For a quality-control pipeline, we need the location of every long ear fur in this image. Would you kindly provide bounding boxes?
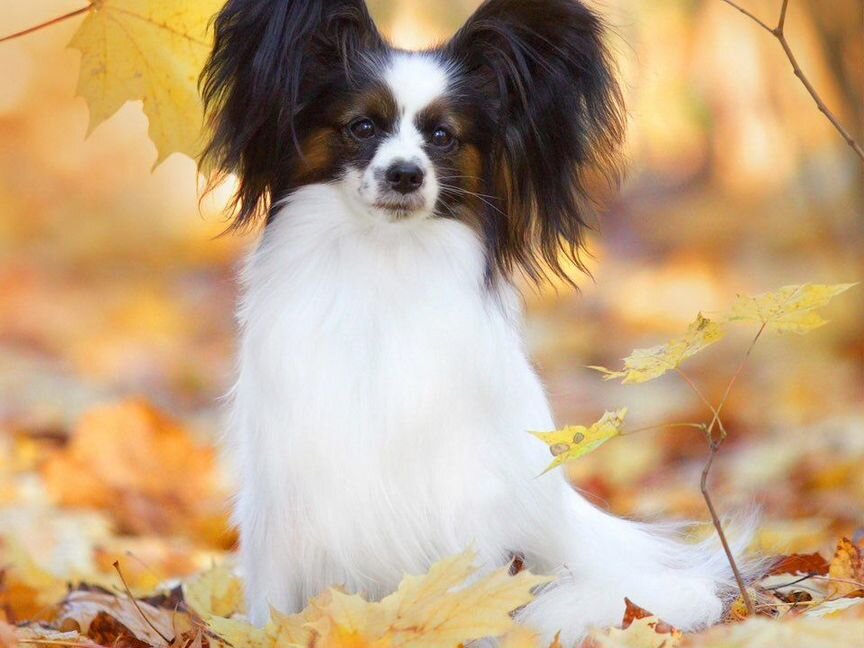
[200,0,384,227]
[446,0,625,284]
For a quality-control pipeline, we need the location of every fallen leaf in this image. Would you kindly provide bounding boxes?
[69,0,222,165]
[687,615,864,647]
[531,409,627,475]
[0,541,70,622]
[828,538,864,597]
[57,589,190,647]
[590,615,681,648]
[183,563,244,618]
[769,553,830,576]
[499,624,544,648]
[206,552,549,648]
[802,595,864,618]
[724,283,857,334]
[621,598,652,628]
[41,400,227,541]
[589,314,724,383]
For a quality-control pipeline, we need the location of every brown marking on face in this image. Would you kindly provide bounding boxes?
[415,98,460,138]
[340,82,398,131]
[295,128,337,184]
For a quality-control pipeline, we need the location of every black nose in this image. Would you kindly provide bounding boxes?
[385,162,424,194]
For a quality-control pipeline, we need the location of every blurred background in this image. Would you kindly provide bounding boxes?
[0,0,861,605]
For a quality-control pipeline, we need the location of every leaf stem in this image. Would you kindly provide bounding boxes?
[719,0,864,162]
[622,422,707,436]
[0,6,91,45]
[112,560,173,645]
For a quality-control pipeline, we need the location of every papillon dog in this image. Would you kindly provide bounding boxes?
[201,0,753,644]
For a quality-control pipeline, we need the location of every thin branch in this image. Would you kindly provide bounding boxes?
[0,6,91,45]
[704,322,767,439]
[719,0,774,33]
[675,369,718,416]
[777,0,790,32]
[720,0,864,162]
[701,441,755,615]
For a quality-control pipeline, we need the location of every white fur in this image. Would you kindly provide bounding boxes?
[227,177,753,645]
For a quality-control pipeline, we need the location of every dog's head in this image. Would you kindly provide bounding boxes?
[202,0,624,282]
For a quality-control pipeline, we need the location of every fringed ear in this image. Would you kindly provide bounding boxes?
[200,0,384,228]
[446,0,625,284]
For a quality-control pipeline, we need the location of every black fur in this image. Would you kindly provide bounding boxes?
[445,0,625,283]
[201,0,385,226]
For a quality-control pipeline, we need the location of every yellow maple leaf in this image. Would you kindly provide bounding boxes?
[183,563,245,618]
[589,616,682,648]
[499,625,544,648]
[206,553,548,648]
[69,0,222,166]
[531,409,628,475]
[691,615,864,648]
[724,283,857,334]
[588,314,724,384]
[206,608,314,648]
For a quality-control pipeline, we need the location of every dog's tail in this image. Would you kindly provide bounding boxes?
[517,497,761,646]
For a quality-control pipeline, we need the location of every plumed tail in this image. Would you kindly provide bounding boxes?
[518,506,763,646]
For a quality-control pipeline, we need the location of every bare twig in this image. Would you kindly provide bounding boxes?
[720,0,864,162]
[0,6,91,45]
[700,439,755,615]
[677,365,756,616]
[112,560,173,645]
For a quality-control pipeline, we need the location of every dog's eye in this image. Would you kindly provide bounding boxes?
[349,118,376,140]
[431,127,454,148]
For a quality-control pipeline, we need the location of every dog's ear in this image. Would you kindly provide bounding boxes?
[201,0,384,227]
[446,0,625,284]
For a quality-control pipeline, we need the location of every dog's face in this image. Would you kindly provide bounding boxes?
[202,0,624,281]
[297,53,487,223]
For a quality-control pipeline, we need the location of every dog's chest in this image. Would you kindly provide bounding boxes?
[234,197,554,592]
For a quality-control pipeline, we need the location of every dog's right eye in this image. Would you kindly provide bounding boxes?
[348,118,376,140]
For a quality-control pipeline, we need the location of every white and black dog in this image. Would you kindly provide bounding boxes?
[201,1,751,643]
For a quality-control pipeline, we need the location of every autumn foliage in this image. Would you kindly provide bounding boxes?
[0,0,862,647]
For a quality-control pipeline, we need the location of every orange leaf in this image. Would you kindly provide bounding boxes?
[769,553,830,576]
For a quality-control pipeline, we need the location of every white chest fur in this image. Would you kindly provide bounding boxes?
[229,184,559,622]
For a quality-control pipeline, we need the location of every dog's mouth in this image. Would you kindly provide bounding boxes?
[374,194,426,219]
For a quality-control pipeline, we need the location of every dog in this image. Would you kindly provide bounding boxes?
[201,0,752,643]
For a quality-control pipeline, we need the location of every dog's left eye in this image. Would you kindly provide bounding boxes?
[430,127,454,148]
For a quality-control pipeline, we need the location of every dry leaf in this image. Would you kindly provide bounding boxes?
[206,552,549,648]
[531,409,627,475]
[41,400,227,541]
[499,624,544,648]
[0,541,70,622]
[590,615,681,648]
[828,537,864,597]
[69,0,222,165]
[769,553,830,577]
[183,563,245,618]
[58,589,189,647]
[724,283,857,334]
[589,314,724,384]
[687,615,864,647]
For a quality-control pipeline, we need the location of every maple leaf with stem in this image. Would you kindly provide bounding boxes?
[69,0,222,166]
[588,314,724,384]
[530,409,628,475]
[723,283,858,334]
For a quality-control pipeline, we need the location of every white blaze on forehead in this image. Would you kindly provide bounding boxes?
[384,53,450,120]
